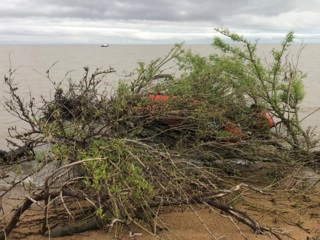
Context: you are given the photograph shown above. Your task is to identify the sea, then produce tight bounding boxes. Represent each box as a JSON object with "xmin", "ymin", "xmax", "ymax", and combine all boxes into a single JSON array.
[{"xmin": 0, "ymin": 44, "xmax": 320, "ymax": 150}]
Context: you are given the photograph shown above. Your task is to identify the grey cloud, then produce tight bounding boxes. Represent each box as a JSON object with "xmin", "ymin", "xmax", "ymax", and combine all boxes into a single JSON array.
[
  {"xmin": 1, "ymin": 0, "xmax": 320, "ymax": 44},
  {"xmin": 0, "ymin": 0, "xmax": 300, "ymax": 21}
]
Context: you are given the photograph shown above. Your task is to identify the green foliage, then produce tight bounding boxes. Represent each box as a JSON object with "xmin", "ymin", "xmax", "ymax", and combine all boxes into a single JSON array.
[
  {"xmin": 157, "ymin": 27, "xmax": 313, "ymax": 149},
  {"xmin": 130, "ymin": 43, "xmax": 184, "ymax": 94},
  {"xmin": 213, "ymin": 29, "xmax": 312, "ymax": 148},
  {"xmin": 79, "ymin": 139, "xmax": 155, "ymax": 219},
  {"xmin": 172, "ymin": 51, "xmax": 227, "ymax": 98}
]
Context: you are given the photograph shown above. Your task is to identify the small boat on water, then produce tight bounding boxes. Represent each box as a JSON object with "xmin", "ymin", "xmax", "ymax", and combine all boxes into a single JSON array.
[{"xmin": 101, "ymin": 44, "xmax": 109, "ymax": 47}]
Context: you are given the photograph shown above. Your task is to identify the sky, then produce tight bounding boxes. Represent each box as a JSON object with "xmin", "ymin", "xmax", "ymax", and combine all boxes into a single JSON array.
[{"xmin": 1, "ymin": 0, "xmax": 320, "ymax": 45}]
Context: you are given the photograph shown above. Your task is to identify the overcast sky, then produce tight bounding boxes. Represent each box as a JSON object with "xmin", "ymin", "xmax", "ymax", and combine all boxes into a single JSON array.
[{"xmin": 1, "ymin": 0, "xmax": 320, "ymax": 45}]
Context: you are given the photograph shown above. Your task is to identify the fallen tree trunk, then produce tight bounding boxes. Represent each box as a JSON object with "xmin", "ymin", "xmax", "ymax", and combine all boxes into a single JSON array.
[{"xmin": 44, "ymin": 215, "xmax": 103, "ymax": 238}]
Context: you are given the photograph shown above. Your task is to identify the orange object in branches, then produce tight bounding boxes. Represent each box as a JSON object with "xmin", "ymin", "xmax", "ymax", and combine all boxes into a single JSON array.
[
  {"xmin": 224, "ymin": 123, "xmax": 245, "ymax": 142},
  {"xmin": 148, "ymin": 94, "xmax": 171, "ymax": 102},
  {"xmin": 257, "ymin": 112, "xmax": 275, "ymax": 127}
]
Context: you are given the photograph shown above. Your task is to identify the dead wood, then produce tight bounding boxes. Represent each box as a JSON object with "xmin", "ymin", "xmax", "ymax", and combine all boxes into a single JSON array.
[
  {"xmin": 1, "ymin": 43, "xmax": 318, "ymax": 240},
  {"xmin": 0, "ymin": 143, "xmax": 34, "ymax": 163},
  {"xmin": 206, "ymin": 200, "xmax": 283, "ymax": 240},
  {"xmin": 0, "ymin": 191, "xmax": 59, "ymax": 240},
  {"xmin": 44, "ymin": 215, "xmax": 103, "ymax": 238}
]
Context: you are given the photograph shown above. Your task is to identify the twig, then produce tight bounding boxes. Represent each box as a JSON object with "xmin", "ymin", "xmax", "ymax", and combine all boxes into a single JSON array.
[
  {"xmin": 188, "ymin": 204, "xmax": 219, "ymax": 240},
  {"xmin": 60, "ymin": 191, "xmax": 74, "ymax": 220}
]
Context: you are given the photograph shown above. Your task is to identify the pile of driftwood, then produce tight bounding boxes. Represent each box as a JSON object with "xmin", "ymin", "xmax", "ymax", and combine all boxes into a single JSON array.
[{"xmin": 0, "ymin": 49, "xmax": 318, "ymax": 239}]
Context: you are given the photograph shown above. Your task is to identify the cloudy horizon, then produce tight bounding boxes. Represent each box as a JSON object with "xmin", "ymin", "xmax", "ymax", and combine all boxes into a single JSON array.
[{"xmin": 1, "ymin": 0, "xmax": 320, "ymax": 45}]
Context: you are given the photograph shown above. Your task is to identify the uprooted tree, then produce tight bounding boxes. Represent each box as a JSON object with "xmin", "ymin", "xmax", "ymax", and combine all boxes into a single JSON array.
[{"xmin": 0, "ymin": 28, "xmax": 318, "ymax": 239}]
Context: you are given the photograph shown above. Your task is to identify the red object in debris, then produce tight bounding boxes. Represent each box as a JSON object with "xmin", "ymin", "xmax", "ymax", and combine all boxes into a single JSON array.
[
  {"xmin": 135, "ymin": 94, "xmax": 171, "ymax": 112},
  {"xmin": 257, "ymin": 112, "xmax": 275, "ymax": 128},
  {"xmin": 145, "ymin": 95, "xmax": 247, "ymax": 142},
  {"xmin": 224, "ymin": 123, "xmax": 245, "ymax": 142},
  {"xmin": 148, "ymin": 94, "xmax": 171, "ymax": 102},
  {"xmin": 224, "ymin": 123, "xmax": 243, "ymax": 136},
  {"xmin": 148, "ymin": 94, "xmax": 201, "ymax": 105}
]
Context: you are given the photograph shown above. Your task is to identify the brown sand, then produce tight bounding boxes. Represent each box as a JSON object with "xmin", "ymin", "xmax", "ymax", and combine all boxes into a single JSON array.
[{"xmin": 9, "ymin": 188, "xmax": 320, "ymax": 240}]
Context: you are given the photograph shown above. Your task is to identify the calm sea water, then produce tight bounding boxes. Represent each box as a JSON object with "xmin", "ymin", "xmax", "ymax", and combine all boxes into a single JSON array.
[{"xmin": 0, "ymin": 44, "xmax": 320, "ymax": 150}]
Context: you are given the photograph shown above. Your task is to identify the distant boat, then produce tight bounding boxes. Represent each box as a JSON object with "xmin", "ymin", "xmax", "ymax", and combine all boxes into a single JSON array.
[{"xmin": 101, "ymin": 44, "xmax": 109, "ymax": 47}]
